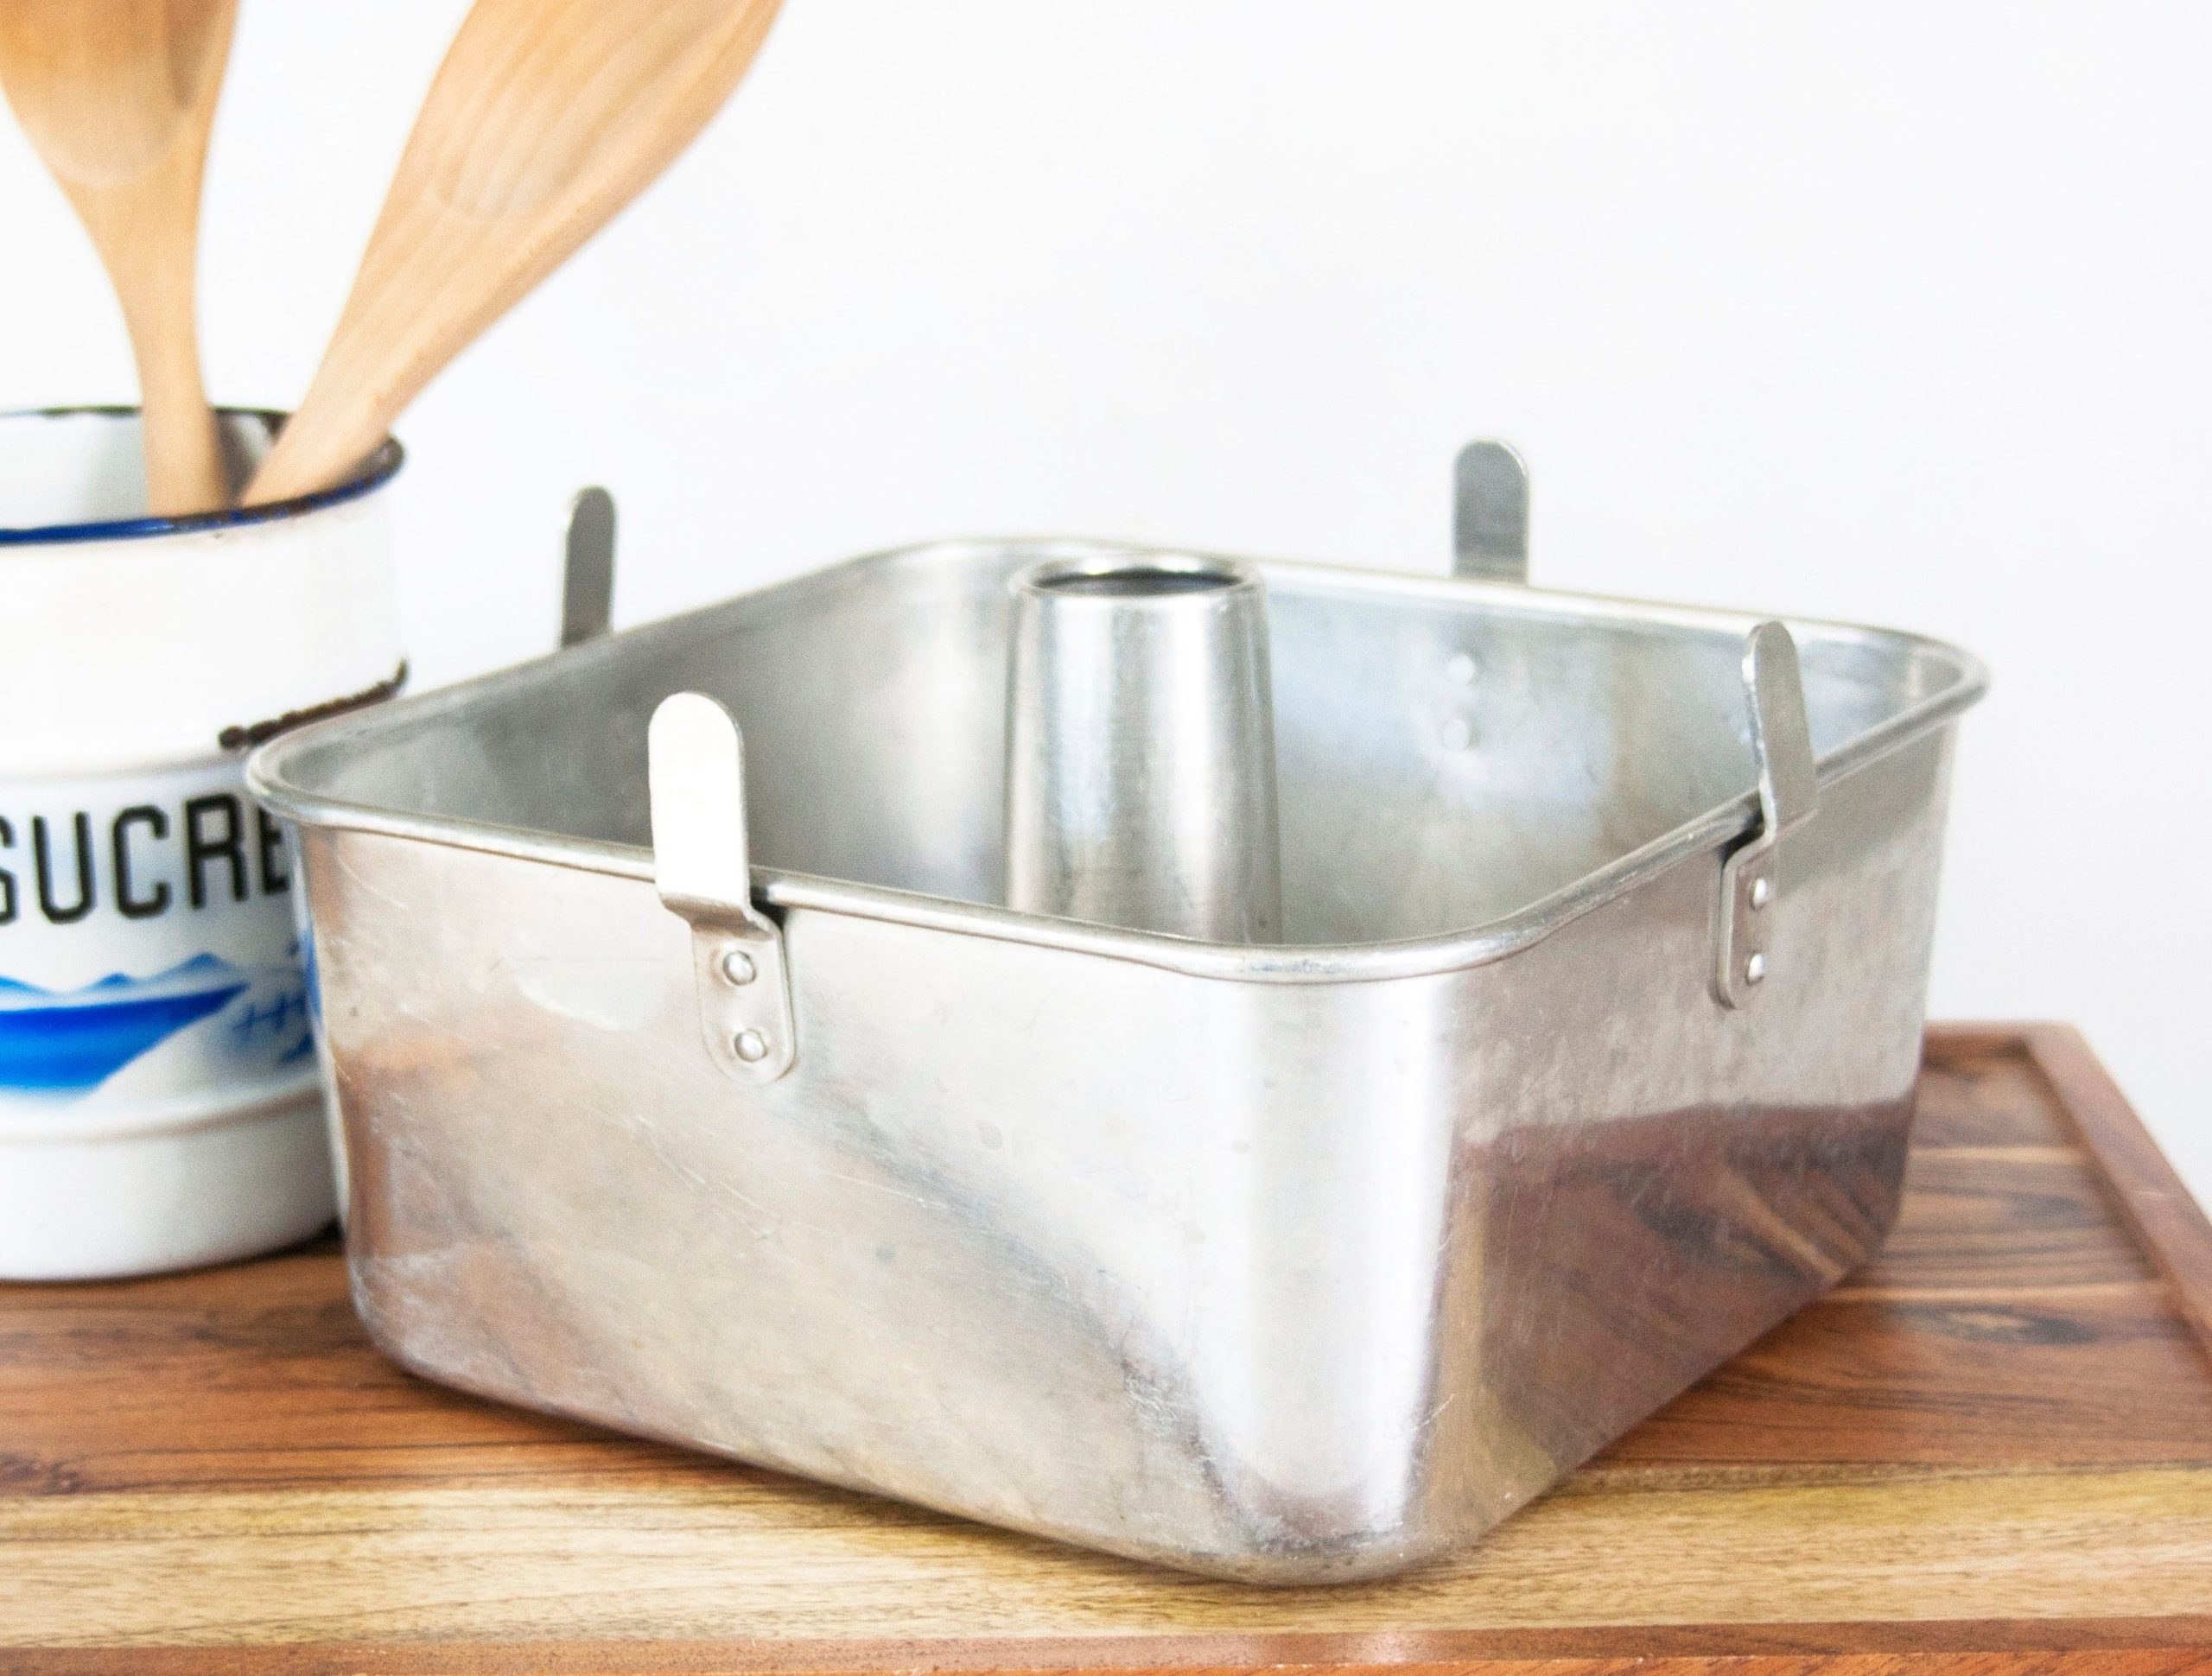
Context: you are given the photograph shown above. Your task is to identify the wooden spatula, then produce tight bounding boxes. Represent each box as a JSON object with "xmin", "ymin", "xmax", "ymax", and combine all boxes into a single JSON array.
[
  {"xmin": 0, "ymin": 0, "xmax": 237, "ymax": 517},
  {"xmin": 245, "ymin": 0, "xmax": 784, "ymax": 507}
]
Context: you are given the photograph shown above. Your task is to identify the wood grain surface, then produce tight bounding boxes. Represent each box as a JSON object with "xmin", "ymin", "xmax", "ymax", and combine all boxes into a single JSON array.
[{"xmin": 2, "ymin": 1025, "xmax": 2208, "ymax": 1673}]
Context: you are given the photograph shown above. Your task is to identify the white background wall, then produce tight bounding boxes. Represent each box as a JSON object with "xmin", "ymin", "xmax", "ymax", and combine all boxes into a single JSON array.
[{"xmin": 4, "ymin": 3, "xmax": 2205, "ymax": 1201}]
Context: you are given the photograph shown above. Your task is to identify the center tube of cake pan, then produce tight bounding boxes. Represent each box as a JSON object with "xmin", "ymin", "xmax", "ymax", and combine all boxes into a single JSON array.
[{"xmin": 1003, "ymin": 554, "xmax": 1282, "ymax": 943}]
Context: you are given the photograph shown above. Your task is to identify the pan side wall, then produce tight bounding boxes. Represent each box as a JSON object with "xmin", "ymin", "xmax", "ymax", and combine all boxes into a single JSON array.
[{"xmin": 296, "ymin": 726, "xmax": 1950, "ymax": 1582}]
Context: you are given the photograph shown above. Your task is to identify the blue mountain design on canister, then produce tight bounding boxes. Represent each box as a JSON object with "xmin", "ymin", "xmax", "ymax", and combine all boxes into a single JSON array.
[{"xmin": 0, "ymin": 955, "xmax": 250, "ymax": 1094}]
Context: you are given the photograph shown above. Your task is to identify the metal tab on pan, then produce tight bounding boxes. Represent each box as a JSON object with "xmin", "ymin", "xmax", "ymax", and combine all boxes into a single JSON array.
[
  {"xmin": 1714, "ymin": 622, "xmax": 1820, "ymax": 1008},
  {"xmin": 1452, "ymin": 438, "xmax": 1530, "ymax": 583},
  {"xmin": 560, "ymin": 486, "xmax": 617, "ymax": 648},
  {"xmin": 648, "ymin": 692, "xmax": 796, "ymax": 1082}
]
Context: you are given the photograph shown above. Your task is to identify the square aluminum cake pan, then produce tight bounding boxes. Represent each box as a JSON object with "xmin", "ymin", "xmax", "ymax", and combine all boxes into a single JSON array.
[{"xmin": 248, "ymin": 452, "xmax": 1985, "ymax": 1582}]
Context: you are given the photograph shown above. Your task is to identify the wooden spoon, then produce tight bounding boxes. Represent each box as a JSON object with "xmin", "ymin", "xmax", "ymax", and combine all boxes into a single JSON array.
[
  {"xmin": 245, "ymin": 0, "xmax": 783, "ymax": 507},
  {"xmin": 0, "ymin": 0, "xmax": 237, "ymax": 516}
]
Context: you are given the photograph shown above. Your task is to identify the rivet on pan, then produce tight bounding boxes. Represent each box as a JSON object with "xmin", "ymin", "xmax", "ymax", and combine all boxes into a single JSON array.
[
  {"xmin": 1749, "ymin": 875, "xmax": 1771, "ymax": 911},
  {"xmin": 1440, "ymin": 717, "xmax": 1473, "ymax": 751},
  {"xmin": 1745, "ymin": 952, "xmax": 1768, "ymax": 985},
  {"xmin": 734, "ymin": 1029, "xmax": 770, "ymax": 1063},
  {"xmin": 720, "ymin": 949, "xmax": 758, "ymax": 986},
  {"xmin": 1446, "ymin": 652, "xmax": 1478, "ymax": 686}
]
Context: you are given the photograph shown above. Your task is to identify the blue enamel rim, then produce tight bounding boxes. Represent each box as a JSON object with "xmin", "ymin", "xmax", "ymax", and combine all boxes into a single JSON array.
[{"xmin": 0, "ymin": 406, "xmax": 404, "ymax": 546}]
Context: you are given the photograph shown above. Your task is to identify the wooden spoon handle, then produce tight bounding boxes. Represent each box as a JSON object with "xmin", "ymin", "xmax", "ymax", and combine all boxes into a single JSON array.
[
  {"xmin": 246, "ymin": 0, "xmax": 783, "ymax": 507},
  {"xmin": 133, "ymin": 330, "xmax": 228, "ymax": 517},
  {"xmin": 91, "ymin": 181, "xmax": 229, "ymax": 515},
  {"xmin": 0, "ymin": 0, "xmax": 235, "ymax": 516}
]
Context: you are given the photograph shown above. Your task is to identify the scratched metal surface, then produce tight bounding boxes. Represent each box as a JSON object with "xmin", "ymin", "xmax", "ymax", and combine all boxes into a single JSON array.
[{"xmin": 258, "ymin": 540, "xmax": 1981, "ymax": 1580}]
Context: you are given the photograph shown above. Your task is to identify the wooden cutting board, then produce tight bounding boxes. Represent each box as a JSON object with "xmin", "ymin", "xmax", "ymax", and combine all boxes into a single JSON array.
[{"xmin": 3, "ymin": 1023, "xmax": 2209, "ymax": 1673}]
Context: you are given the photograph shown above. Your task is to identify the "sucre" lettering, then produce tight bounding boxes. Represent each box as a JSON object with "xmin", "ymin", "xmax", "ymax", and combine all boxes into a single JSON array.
[{"xmin": 0, "ymin": 794, "xmax": 289, "ymax": 927}]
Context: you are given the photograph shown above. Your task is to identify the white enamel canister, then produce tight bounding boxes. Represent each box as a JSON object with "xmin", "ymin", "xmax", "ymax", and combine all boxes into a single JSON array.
[{"xmin": 0, "ymin": 408, "xmax": 402, "ymax": 1279}]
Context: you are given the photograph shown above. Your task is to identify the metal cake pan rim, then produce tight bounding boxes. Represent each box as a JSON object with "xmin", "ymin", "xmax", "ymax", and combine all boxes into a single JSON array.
[{"xmin": 247, "ymin": 540, "xmax": 1988, "ymax": 986}]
